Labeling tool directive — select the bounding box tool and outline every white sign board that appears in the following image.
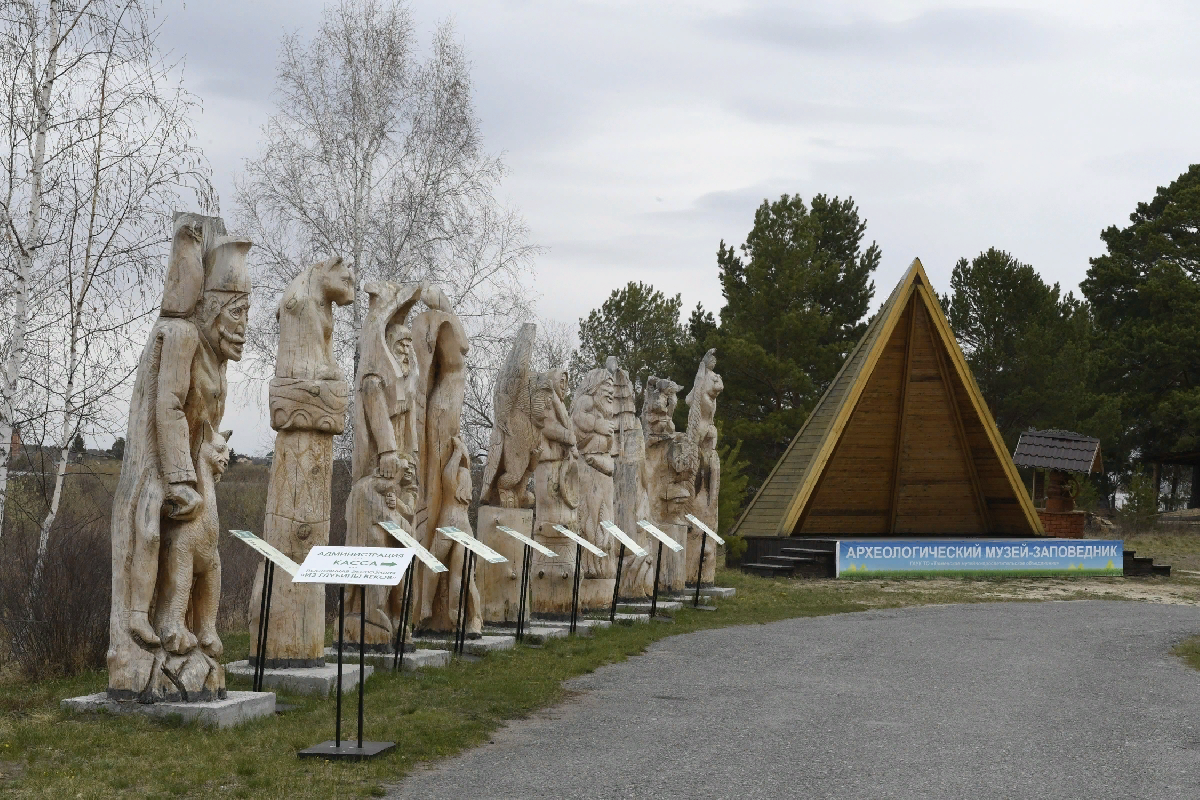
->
[293,546,414,585]
[637,520,684,553]
[552,524,607,557]
[684,514,725,546]
[228,529,301,576]
[495,524,557,558]
[377,520,448,573]
[436,527,508,564]
[600,520,648,557]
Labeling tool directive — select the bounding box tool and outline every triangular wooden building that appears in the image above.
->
[731,259,1042,538]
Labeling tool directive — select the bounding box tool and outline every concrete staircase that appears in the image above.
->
[1124,549,1171,577]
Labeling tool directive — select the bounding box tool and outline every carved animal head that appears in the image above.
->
[200,427,232,482]
[315,256,355,307]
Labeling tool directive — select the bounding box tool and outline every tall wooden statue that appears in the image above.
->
[249,256,355,666]
[685,349,723,585]
[642,376,697,592]
[609,356,653,598]
[409,285,481,636]
[477,323,539,623]
[571,367,619,607]
[344,281,423,647]
[107,212,250,702]
[531,368,580,614]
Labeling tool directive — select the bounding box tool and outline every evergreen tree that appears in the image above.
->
[942,248,1104,448]
[715,193,879,492]
[574,281,684,401]
[1081,165,1200,476]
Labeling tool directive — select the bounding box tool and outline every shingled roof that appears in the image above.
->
[1012,430,1102,474]
[730,258,1042,538]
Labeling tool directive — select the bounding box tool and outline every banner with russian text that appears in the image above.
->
[836,539,1123,578]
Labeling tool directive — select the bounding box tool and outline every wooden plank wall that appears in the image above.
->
[797,296,1031,535]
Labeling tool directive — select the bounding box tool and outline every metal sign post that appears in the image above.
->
[684,513,725,611]
[228,530,301,692]
[494,525,556,642]
[294,546,414,761]
[552,525,605,633]
[377,521,447,669]
[600,521,647,622]
[636,520,683,620]
[436,527,507,656]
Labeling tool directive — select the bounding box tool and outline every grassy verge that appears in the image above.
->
[1174,634,1200,672]
[0,568,1036,799]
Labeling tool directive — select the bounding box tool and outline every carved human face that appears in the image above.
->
[555,370,569,399]
[200,293,249,361]
[387,324,414,374]
[595,374,616,416]
[322,258,355,307]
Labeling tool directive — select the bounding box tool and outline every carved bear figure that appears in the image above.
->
[155,425,231,658]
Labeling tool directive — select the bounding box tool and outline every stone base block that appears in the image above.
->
[62,690,274,729]
[681,585,736,598]
[617,600,682,613]
[323,646,450,671]
[225,661,371,695]
[532,618,612,634]
[411,634,514,656]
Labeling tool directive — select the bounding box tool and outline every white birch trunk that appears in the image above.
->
[0,0,63,537]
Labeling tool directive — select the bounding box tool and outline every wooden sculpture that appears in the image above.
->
[249,256,355,666]
[685,349,723,585]
[108,212,250,702]
[642,375,697,591]
[570,368,618,581]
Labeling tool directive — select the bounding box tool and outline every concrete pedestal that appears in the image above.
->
[477,506,534,623]
[411,633,515,656]
[323,646,450,671]
[225,661,371,695]
[62,690,274,729]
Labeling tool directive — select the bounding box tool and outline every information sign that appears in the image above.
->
[552,524,606,557]
[229,529,301,576]
[377,520,448,573]
[836,539,1124,578]
[495,525,557,557]
[436,527,508,564]
[600,520,648,557]
[684,514,725,546]
[293,546,414,585]
[636,520,683,552]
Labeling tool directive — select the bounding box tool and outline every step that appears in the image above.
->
[780,547,835,558]
[742,562,795,577]
[1151,564,1172,577]
[763,555,816,566]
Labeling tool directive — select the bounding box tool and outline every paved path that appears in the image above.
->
[389,601,1200,799]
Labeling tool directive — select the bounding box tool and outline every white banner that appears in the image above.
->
[552,524,607,557]
[600,520,648,557]
[228,529,301,576]
[436,527,508,564]
[495,524,557,558]
[636,520,684,553]
[377,520,448,573]
[684,514,725,545]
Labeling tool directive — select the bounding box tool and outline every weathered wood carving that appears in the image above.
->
[108,212,250,702]
[531,368,581,613]
[685,349,723,585]
[570,368,618,582]
[344,281,422,648]
[249,256,355,666]
[642,375,697,591]
[480,322,538,509]
[609,357,653,598]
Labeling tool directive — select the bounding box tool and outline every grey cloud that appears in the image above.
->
[712,5,1068,64]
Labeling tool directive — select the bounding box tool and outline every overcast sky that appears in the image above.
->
[157,0,1200,453]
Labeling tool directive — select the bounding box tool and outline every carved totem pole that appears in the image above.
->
[343,281,422,649]
[570,367,619,607]
[246,257,355,667]
[642,376,698,592]
[477,323,539,622]
[685,349,723,585]
[108,213,250,702]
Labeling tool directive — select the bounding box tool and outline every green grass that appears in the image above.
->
[1174,634,1200,673]
[0,568,1015,798]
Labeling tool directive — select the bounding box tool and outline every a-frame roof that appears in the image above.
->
[731,258,1043,538]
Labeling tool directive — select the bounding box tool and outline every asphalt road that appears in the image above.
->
[389,601,1200,799]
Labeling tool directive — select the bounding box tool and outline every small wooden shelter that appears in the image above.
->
[731,258,1043,539]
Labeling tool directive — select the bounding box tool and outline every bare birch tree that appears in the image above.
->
[0,0,212,579]
[236,0,538,454]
